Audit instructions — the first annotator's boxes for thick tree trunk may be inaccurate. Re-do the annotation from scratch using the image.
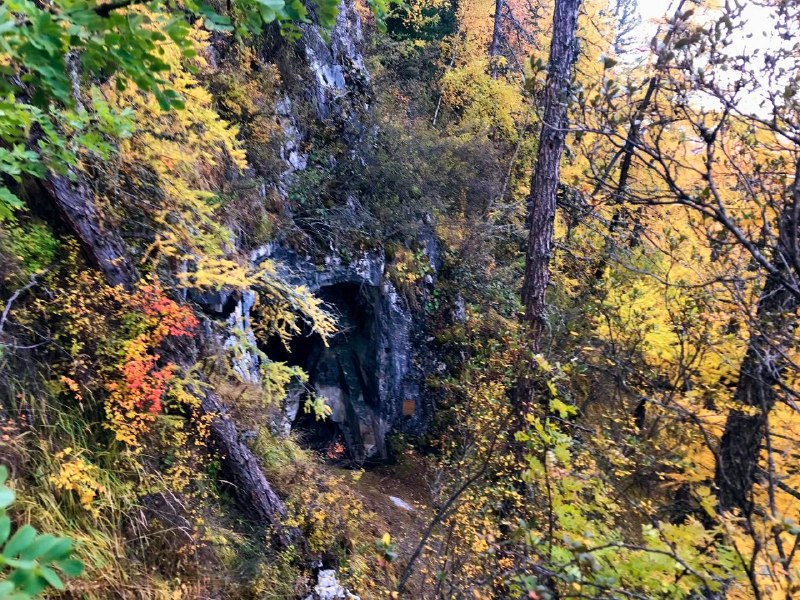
[715,321,780,515]
[489,0,505,78]
[201,390,300,547]
[521,0,581,351]
[45,170,296,542]
[715,160,800,513]
[44,173,138,290]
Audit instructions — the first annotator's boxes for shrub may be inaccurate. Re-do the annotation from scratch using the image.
[0,465,83,598]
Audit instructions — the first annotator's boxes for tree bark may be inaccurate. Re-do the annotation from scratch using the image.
[715,159,800,514]
[201,390,301,547]
[489,0,505,79]
[44,169,296,543]
[44,173,138,290]
[522,0,581,352]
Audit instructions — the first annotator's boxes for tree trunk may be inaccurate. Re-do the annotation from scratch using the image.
[521,0,581,352]
[44,173,138,290]
[201,390,301,547]
[44,169,297,542]
[715,160,800,513]
[489,0,505,78]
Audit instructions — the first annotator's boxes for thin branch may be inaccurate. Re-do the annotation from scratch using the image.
[0,272,43,336]
[94,0,147,18]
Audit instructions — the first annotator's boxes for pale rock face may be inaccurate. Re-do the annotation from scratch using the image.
[305,569,361,600]
[316,384,347,423]
[226,290,260,384]
[388,495,414,511]
[300,0,368,122]
[189,289,262,384]
[276,96,308,180]
[278,386,304,437]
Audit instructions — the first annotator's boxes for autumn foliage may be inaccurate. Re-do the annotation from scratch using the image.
[2,0,800,597]
[104,282,198,446]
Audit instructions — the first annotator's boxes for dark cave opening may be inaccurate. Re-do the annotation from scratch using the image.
[258,282,383,462]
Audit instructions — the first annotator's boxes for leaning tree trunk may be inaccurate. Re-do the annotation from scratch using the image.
[515,0,584,569]
[201,390,301,546]
[44,173,138,290]
[715,160,800,514]
[44,169,297,544]
[521,0,581,352]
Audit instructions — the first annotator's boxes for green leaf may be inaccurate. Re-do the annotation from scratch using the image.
[0,487,14,510]
[0,592,32,600]
[550,398,578,419]
[200,6,234,32]
[254,0,287,11]
[0,516,11,544]
[20,534,56,561]
[0,187,25,221]
[55,558,84,578]
[4,525,37,557]
[38,538,72,562]
[38,566,65,591]
[10,567,46,596]
[5,558,36,570]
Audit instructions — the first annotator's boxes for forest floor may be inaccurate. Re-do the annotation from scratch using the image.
[348,451,432,554]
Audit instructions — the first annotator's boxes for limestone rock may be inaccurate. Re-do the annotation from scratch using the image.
[253,245,419,463]
[304,569,360,600]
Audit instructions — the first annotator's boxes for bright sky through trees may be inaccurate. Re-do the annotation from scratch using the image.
[632,0,785,114]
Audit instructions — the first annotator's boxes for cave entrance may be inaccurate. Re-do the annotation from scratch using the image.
[261,282,383,463]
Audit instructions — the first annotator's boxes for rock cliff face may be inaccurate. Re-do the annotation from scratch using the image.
[192,0,433,463]
[274,0,373,179]
[267,0,432,461]
[253,245,423,462]
[300,0,371,126]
